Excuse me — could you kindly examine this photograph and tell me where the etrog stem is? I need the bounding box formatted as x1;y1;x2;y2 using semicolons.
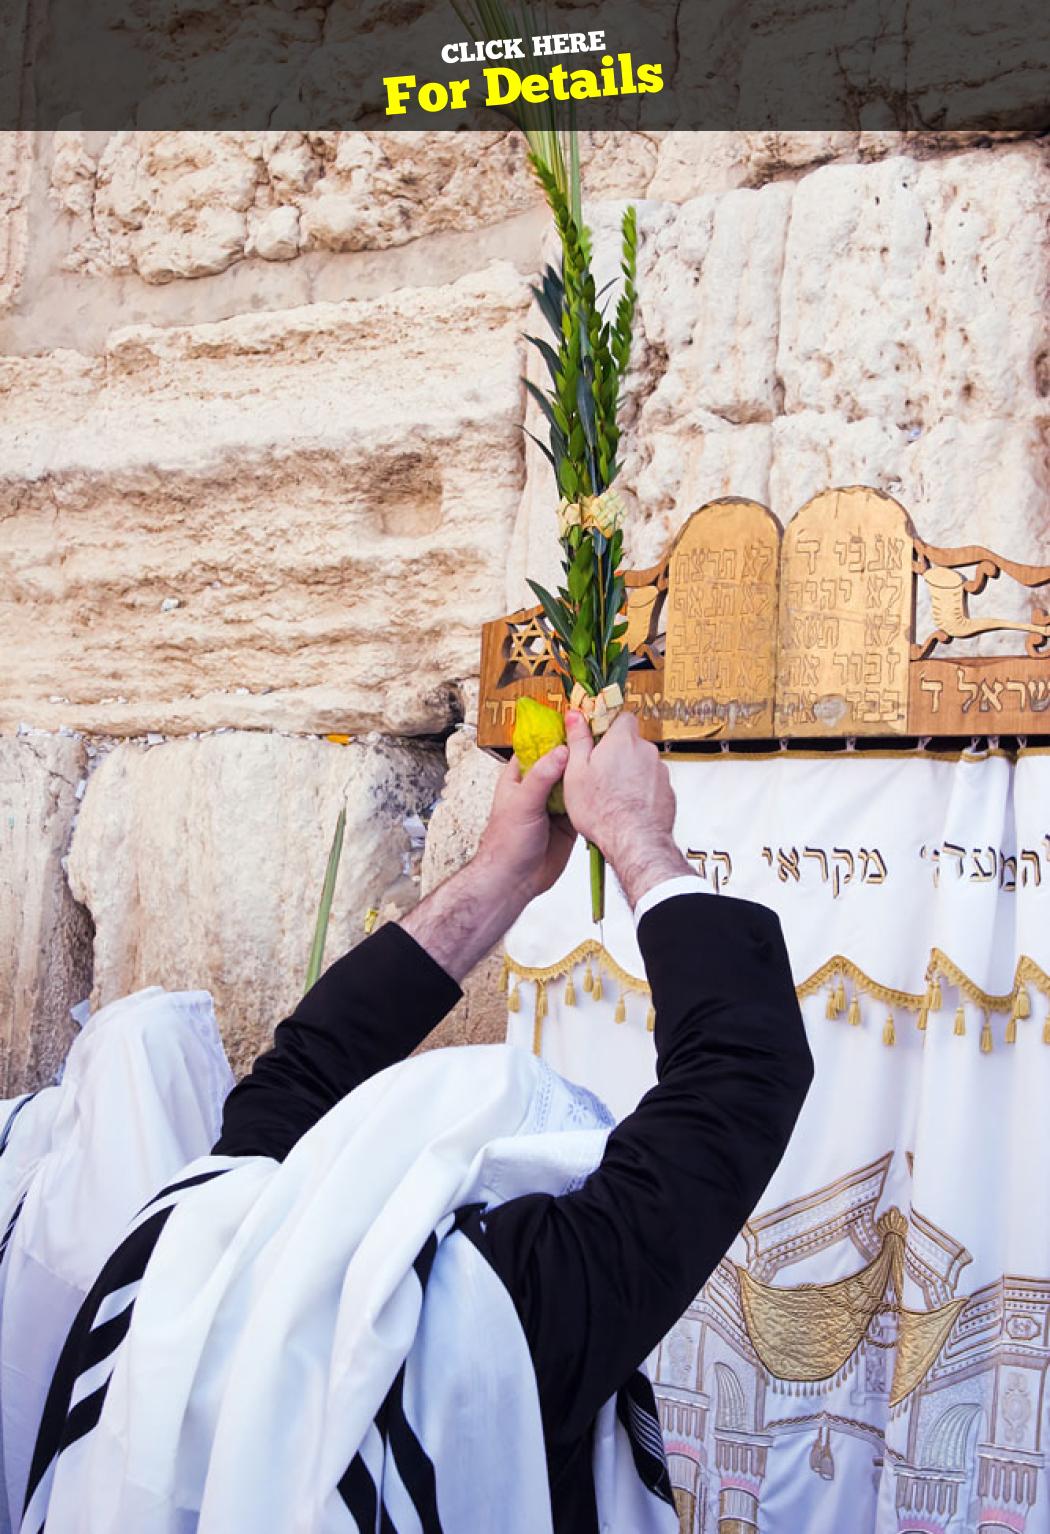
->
589;841;605;923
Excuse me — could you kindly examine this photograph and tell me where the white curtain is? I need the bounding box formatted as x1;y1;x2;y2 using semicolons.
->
505;747;1050;1534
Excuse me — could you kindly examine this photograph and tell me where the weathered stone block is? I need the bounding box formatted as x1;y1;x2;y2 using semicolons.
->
66;731;445;1077
513;146;1050;617
0;264;530;738
0;734;92;1093
51;130;656;284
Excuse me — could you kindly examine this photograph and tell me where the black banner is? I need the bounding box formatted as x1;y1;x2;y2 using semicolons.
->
3;0;1049;131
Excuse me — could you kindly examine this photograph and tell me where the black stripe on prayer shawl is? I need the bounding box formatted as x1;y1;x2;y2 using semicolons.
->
0;1192;27;1267
0;1090;39;1158
381;1361;443;1532
336;1449;378;1532
22;1203;172;1519
23;1165;233;1520
339;1214;484;1534
137;1164;236;1215
615;1371;675;1507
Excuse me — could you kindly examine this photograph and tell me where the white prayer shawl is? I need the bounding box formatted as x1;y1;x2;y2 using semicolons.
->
26;1044;678;1534
0;988;233;1532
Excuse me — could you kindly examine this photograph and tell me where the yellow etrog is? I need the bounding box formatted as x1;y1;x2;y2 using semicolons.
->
512;697;567;815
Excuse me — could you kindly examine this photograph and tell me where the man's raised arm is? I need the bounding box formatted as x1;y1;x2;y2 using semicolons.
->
213;739;578;1160
461;712;814;1470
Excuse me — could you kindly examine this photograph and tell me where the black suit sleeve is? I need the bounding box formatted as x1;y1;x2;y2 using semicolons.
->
213;922;463;1162
461;891;814;1457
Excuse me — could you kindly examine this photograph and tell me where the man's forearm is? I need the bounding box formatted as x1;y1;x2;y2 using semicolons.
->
605;830;697;911
400;849;529;984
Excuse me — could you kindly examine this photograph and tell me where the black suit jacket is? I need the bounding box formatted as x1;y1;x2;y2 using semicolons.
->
215;892;813;1531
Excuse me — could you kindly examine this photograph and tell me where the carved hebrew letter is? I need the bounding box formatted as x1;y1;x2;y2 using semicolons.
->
920;677;943;713
803;847;829;881
686;848;708;880
831;848;855;898
712;852;733;893
920;844;941;888
860;848;888;884
969;847;996;883
777;848;801;883
956;669;978;713
942;843;966;879
1029;679;1050;713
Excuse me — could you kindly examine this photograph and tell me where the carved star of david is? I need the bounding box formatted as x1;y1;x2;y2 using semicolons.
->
506;612;556;676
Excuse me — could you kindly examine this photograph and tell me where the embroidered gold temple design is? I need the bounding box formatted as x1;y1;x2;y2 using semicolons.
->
653;1155;1050;1534
478;486;1050;745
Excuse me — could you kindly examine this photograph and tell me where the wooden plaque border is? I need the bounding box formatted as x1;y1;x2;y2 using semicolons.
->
478;488;1050;748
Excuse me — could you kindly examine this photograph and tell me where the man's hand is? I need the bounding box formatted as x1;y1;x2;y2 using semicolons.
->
561;710;695;909
402;744;574;982
475;746;576;904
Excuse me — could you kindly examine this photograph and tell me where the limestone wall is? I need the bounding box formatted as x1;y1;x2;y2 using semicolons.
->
2;130;1047;1089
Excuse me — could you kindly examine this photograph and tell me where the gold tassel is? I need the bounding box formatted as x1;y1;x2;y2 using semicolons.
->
847;994;861;1027
836;979;847;1014
1043;1014;1050;1044
930;977;943;1012
564;973;576;1008
953;1003;966;1036
1016;987;1031;1020
614;993;626;1024
825;987;839;1021
507;982;520;1014
582;964;594;995
980;1012;993;1054
592;973;603;1003
917;1004;929;1033
1005;1015;1017;1045
535;981;547;1023
645;1002;656;1033
882;1013;896;1047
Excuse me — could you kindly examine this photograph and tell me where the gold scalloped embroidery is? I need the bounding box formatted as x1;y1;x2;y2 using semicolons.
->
507;944;1050;1056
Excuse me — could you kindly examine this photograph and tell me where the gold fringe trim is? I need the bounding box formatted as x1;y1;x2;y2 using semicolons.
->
926;950;1050;1017
797;956;925;1013
504;942;1050;1055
